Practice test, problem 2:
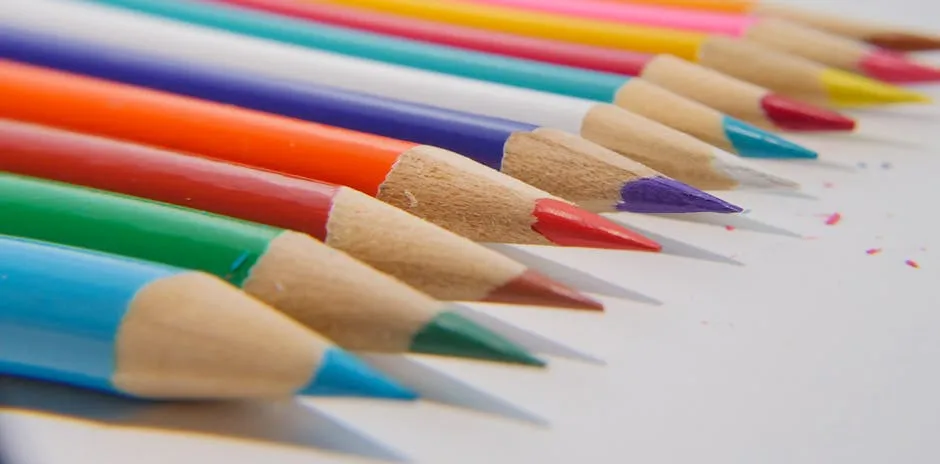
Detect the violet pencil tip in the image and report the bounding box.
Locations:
[618,177,743,214]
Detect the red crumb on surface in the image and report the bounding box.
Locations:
[725,225,736,231]
[700,321,709,326]
[906,260,920,269]
[823,182,835,188]
[866,248,882,255]
[825,212,842,225]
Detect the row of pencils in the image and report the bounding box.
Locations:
[0,0,937,403]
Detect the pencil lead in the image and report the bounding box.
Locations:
[301,348,419,400]
[859,50,940,83]
[410,309,547,367]
[484,269,605,311]
[531,198,662,251]
[618,177,742,214]
[867,33,940,52]
[722,116,819,159]
[820,69,932,106]
[758,94,857,132]
[709,149,801,190]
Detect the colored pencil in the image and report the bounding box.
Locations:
[0,27,738,215]
[0,120,600,310]
[0,1,798,191]
[461,0,940,83]
[0,171,545,367]
[606,0,940,52]
[68,0,811,161]
[0,235,416,400]
[308,0,929,106]
[217,0,854,134]
[0,60,659,251]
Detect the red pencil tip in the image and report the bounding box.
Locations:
[867,33,940,52]
[530,198,662,252]
[760,94,857,131]
[859,50,940,83]
[484,269,605,311]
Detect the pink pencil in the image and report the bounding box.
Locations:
[468,0,940,83]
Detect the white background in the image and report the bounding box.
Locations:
[3,0,940,462]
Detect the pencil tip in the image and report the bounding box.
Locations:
[531,198,662,251]
[821,69,933,106]
[410,310,547,367]
[867,33,940,52]
[709,149,801,190]
[722,116,819,159]
[618,177,742,214]
[302,348,419,400]
[485,269,605,311]
[758,94,857,132]
[859,50,940,83]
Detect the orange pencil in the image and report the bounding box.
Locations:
[0,60,658,251]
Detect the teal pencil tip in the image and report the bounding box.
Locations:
[722,116,818,160]
[301,348,418,400]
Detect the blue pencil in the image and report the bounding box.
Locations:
[0,25,740,214]
[0,235,416,401]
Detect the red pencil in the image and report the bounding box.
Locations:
[214,0,853,132]
[0,119,604,309]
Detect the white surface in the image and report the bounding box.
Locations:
[4,0,940,463]
[0,0,593,133]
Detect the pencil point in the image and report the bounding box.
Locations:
[485,269,605,311]
[531,198,662,251]
[859,50,940,83]
[722,116,819,159]
[709,149,801,190]
[758,94,856,132]
[410,310,546,367]
[302,348,419,400]
[618,177,742,214]
[821,69,933,106]
[867,33,940,52]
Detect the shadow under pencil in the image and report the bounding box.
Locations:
[0,376,409,463]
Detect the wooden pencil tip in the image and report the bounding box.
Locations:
[867,33,940,52]
[484,269,605,311]
[859,50,940,83]
[760,94,857,132]
[531,199,662,252]
[410,310,547,367]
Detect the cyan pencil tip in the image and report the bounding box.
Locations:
[302,348,419,400]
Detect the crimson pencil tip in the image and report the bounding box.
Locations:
[859,50,940,83]
[618,177,742,214]
[760,94,857,131]
[484,269,605,311]
[531,198,662,252]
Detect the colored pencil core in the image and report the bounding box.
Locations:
[410,311,546,367]
[302,348,419,399]
[759,94,856,132]
[819,69,932,106]
[858,50,940,83]
[617,177,742,214]
[484,269,605,311]
[866,33,940,52]
[722,116,818,159]
[531,199,662,251]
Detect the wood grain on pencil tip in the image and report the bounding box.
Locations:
[0,171,545,367]
[0,60,658,252]
[0,236,415,400]
[465,0,940,83]
[80,0,813,161]
[309,0,929,106]
[0,120,602,311]
[614,0,940,52]
[224,0,851,136]
[0,25,735,215]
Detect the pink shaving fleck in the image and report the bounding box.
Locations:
[906,260,920,269]
[825,212,842,226]
[725,225,735,231]
[866,248,882,255]
[823,182,835,188]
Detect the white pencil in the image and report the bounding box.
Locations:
[0,0,797,191]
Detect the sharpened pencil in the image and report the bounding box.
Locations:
[218,0,853,135]
[0,119,602,310]
[308,0,929,106]
[462,0,940,83]
[86,0,811,161]
[0,235,416,400]
[0,172,545,367]
[0,26,737,215]
[0,60,659,251]
[0,1,797,192]
[608,0,940,52]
